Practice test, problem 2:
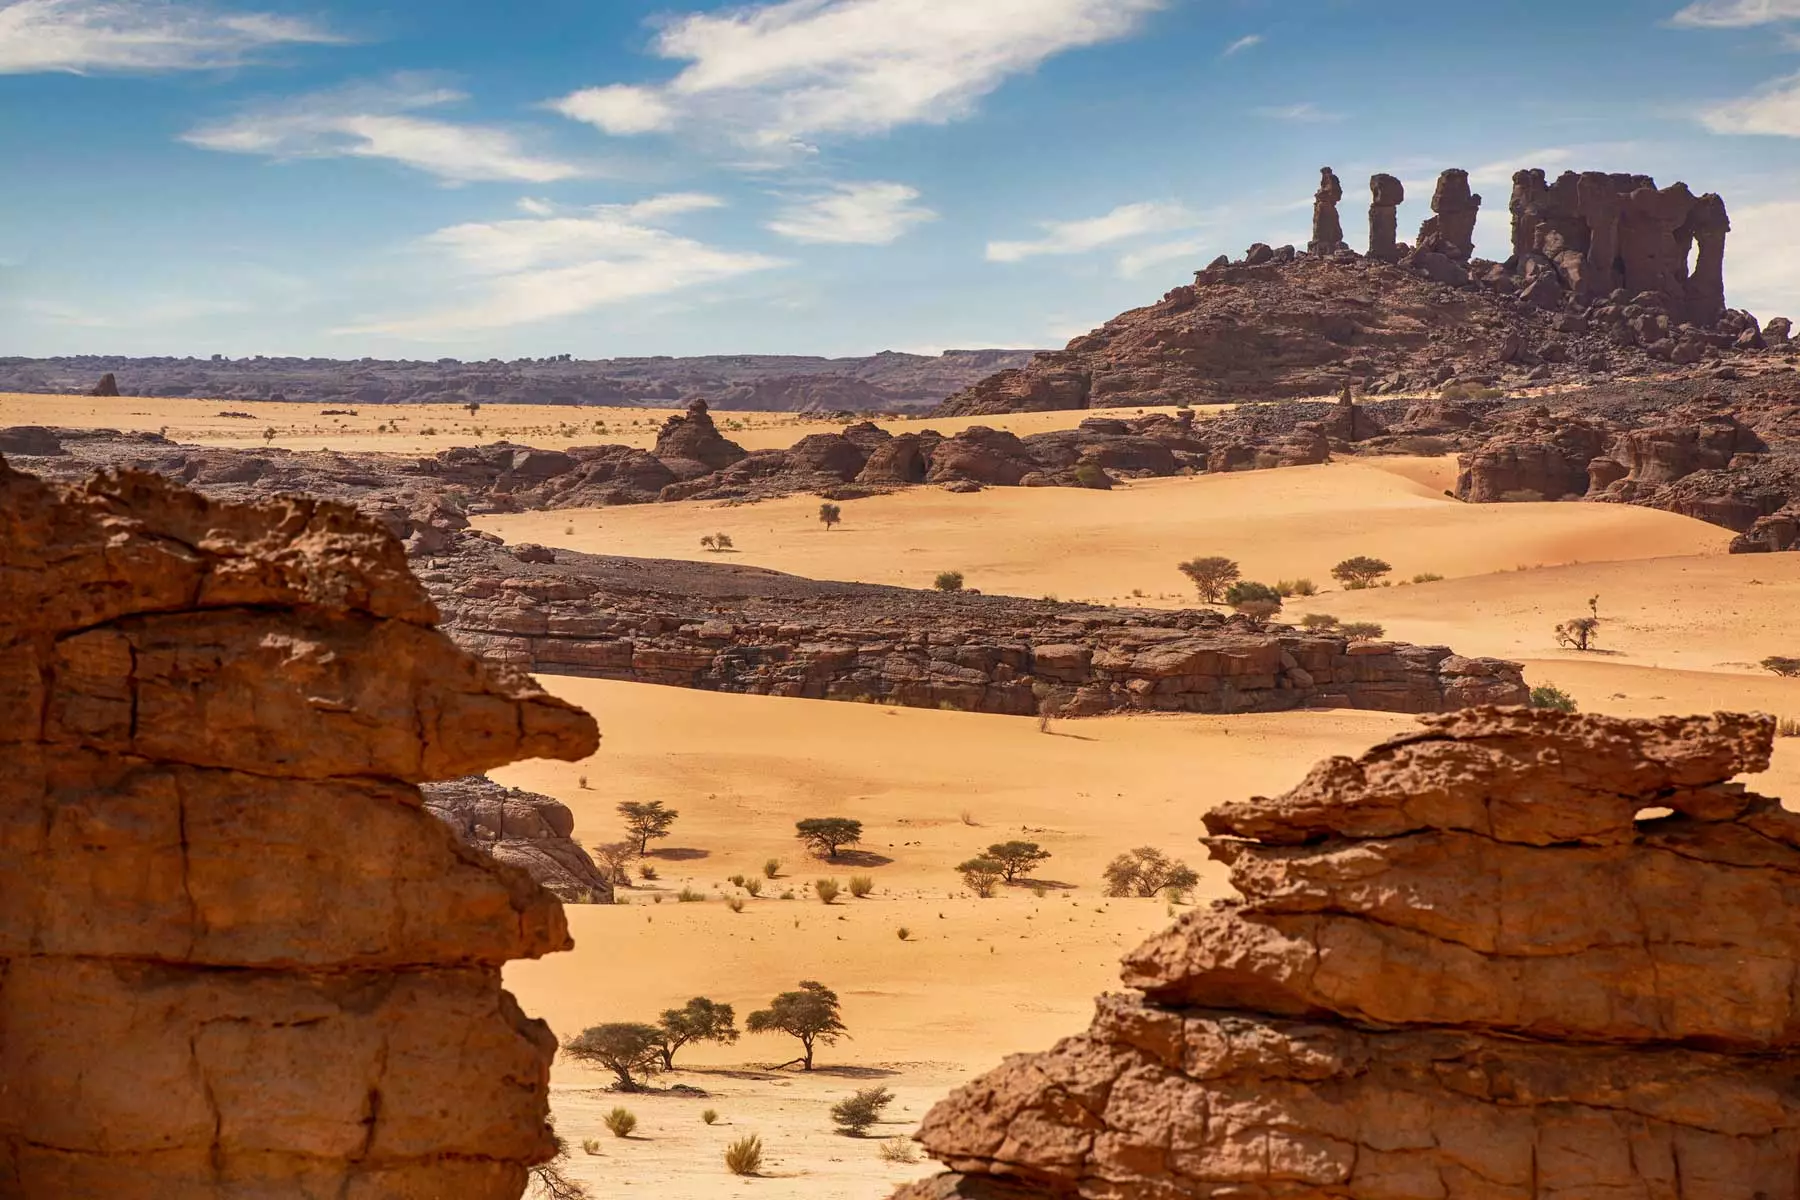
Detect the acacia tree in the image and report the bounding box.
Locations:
[562,1022,664,1091]
[1102,847,1201,899]
[746,980,847,1071]
[590,840,636,886]
[1555,595,1602,652]
[985,841,1051,883]
[1331,556,1393,589]
[1178,556,1240,604]
[819,502,842,530]
[617,800,678,854]
[957,857,1003,897]
[795,817,863,860]
[655,997,740,1069]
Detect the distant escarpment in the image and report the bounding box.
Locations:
[0,348,1039,413]
[0,457,598,1197]
[897,708,1800,1199]
[933,165,1782,418]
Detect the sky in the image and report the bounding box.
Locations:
[8,0,1800,360]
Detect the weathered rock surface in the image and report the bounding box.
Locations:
[0,459,599,1198]
[896,708,1800,1199]
[1366,172,1403,261]
[1416,167,1481,261]
[1307,167,1345,256]
[422,776,613,903]
[426,543,1527,717]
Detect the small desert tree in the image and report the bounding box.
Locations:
[1102,847,1201,900]
[830,1086,895,1136]
[1529,685,1578,713]
[1331,556,1393,590]
[617,800,678,854]
[1224,580,1282,613]
[700,534,717,551]
[819,502,842,530]
[655,997,740,1069]
[985,841,1051,883]
[1555,595,1602,652]
[528,1119,591,1199]
[591,840,636,886]
[934,570,965,592]
[465,400,481,416]
[957,856,1003,897]
[1764,656,1800,677]
[714,532,734,550]
[1178,556,1240,604]
[796,817,863,859]
[746,980,847,1071]
[562,1022,665,1091]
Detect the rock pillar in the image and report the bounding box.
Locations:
[1417,168,1481,261]
[1367,173,1404,261]
[1308,167,1346,255]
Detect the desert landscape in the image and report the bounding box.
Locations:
[15,1,1800,1193]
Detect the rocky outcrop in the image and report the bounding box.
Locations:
[428,543,1527,718]
[0,459,600,1198]
[88,371,119,397]
[1366,172,1403,261]
[652,398,748,478]
[422,777,612,903]
[1416,167,1480,261]
[1308,167,1345,256]
[897,708,1800,1199]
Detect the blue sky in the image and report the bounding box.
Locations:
[7,0,1800,359]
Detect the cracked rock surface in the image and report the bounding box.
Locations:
[894,707,1800,1198]
[0,459,599,1199]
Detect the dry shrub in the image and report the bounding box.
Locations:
[724,1135,764,1176]
[603,1108,637,1138]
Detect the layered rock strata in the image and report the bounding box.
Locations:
[896,708,1800,1198]
[422,777,613,903]
[428,545,1527,717]
[0,459,599,1198]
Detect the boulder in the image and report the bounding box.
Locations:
[422,777,613,902]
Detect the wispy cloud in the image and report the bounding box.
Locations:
[1251,102,1344,123]
[1117,237,1211,277]
[1703,72,1800,135]
[184,76,582,184]
[343,196,783,335]
[0,0,341,74]
[1668,0,1800,27]
[1221,33,1263,56]
[549,0,1166,153]
[766,181,936,244]
[986,201,1198,264]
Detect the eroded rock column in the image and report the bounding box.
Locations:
[1308,167,1346,255]
[1367,172,1403,261]
[1417,167,1481,260]
[0,462,600,1199]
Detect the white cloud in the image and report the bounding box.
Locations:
[1669,0,1800,26]
[1718,197,1800,317]
[1117,236,1210,277]
[1703,72,1800,135]
[550,0,1165,150]
[1221,34,1262,56]
[986,201,1196,263]
[0,0,341,73]
[1252,102,1344,123]
[766,181,935,244]
[184,77,581,183]
[343,196,784,335]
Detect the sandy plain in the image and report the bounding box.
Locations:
[11,395,1799,1197]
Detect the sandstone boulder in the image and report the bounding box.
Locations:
[423,776,613,902]
[653,398,748,477]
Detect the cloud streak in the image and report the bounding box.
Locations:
[184,77,582,183]
[550,0,1165,151]
[766,181,936,244]
[1221,33,1263,56]
[0,0,341,74]
[344,196,783,335]
[1251,102,1344,122]
[1668,0,1800,26]
[1703,72,1800,135]
[986,201,1198,263]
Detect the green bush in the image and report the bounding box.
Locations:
[957,857,1004,897]
[1073,462,1111,489]
[1338,621,1385,640]
[1300,613,1338,630]
[1529,685,1578,713]
[1275,578,1317,597]
[1331,556,1392,590]
[934,570,965,592]
[1224,580,1282,610]
[830,1087,895,1136]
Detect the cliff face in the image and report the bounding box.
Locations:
[896,708,1800,1198]
[0,460,599,1199]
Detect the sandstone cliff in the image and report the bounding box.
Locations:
[0,459,599,1198]
[422,776,613,903]
[896,708,1800,1198]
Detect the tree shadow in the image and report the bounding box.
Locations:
[820,849,895,868]
[684,1066,784,1082]
[652,847,712,861]
[1012,877,1078,891]
[807,1064,902,1079]
[1037,727,1097,741]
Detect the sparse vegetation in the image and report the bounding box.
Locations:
[1223,580,1282,612]
[1331,556,1393,590]
[563,1023,664,1091]
[702,1109,720,1125]
[1762,657,1800,677]
[819,502,842,530]
[676,886,705,902]
[1274,578,1317,598]
[746,980,847,1071]
[957,857,1004,897]
[726,896,745,912]
[1779,718,1800,738]
[1178,556,1240,603]
[603,1107,638,1139]
[743,877,764,897]
[1555,595,1602,652]
[815,877,842,904]
[763,857,783,879]
[848,874,875,898]
[1338,621,1385,640]
[1102,847,1201,900]
[580,1138,600,1155]
[1529,685,1579,713]
[896,926,911,941]
[655,997,740,1069]
[1409,572,1445,584]
[879,1137,920,1163]
[639,863,659,881]
[795,816,863,859]
[985,841,1051,883]
[1074,462,1111,489]
[1300,612,1338,630]
[830,1086,895,1136]
[933,570,965,592]
[617,800,679,854]
[591,841,635,886]
[724,1134,764,1176]
[699,533,735,552]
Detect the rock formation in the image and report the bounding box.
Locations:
[1366,172,1403,261]
[423,776,613,903]
[1308,167,1345,255]
[88,371,119,397]
[896,708,1800,1198]
[1416,167,1480,260]
[652,397,748,478]
[0,458,600,1198]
